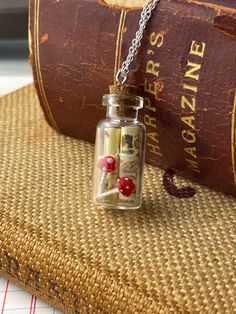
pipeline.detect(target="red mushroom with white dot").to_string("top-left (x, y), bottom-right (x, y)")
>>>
top-left (97, 155), bottom-right (116, 193)
top-left (96, 177), bottom-right (135, 200)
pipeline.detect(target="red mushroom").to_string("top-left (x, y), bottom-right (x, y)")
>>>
top-left (97, 156), bottom-right (116, 193)
top-left (116, 177), bottom-right (135, 197)
top-left (96, 177), bottom-right (135, 200)
top-left (97, 156), bottom-right (116, 172)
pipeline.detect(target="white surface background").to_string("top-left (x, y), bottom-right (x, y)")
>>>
top-left (0, 58), bottom-right (33, 96)
top-left (0, 40), bottom-right (33, 96)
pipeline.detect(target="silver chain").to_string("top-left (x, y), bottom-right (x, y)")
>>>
top-left (116, 0), bottom-right (160, 85)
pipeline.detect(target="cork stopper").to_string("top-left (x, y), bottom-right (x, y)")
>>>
top-left (109, 84), bottom-right (139, 97)
top-left (105, 84), bottom-right (143, 113)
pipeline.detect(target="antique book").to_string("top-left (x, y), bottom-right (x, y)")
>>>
top-left (0, 84), bottom-right (235, 313)
top-left (29, 0), bottom-right (236, 196)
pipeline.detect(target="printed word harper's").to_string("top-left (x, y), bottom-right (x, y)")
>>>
top-left (181, 40), bottom-right (206, 173)
top-left (143, 32), bottom-right (164, 162)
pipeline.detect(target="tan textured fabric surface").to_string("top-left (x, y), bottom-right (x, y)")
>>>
top-left (0, 84), bottom-right (235, 313)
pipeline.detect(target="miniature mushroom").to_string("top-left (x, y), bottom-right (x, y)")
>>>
top-left (96, 177), bottom-right (135, 201)
top-left (97, 155), bottom-right (116, 193)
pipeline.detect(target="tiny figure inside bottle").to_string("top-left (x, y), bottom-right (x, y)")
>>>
top-left (92, 85), bottom-right (146, 210)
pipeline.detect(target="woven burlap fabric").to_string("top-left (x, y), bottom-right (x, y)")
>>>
top-left (0, 85), bottom-right (235, 313)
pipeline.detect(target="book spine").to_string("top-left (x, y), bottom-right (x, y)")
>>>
top-left (29, 0), bottom-right (236, 196)
top-left (0, 223), bottom-right (160, 313)
top-left (0, 224), bottom-right (90, 313)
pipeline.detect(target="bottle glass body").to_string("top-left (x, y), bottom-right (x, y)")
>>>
top-left (92, 93), bottom-right (146, 210)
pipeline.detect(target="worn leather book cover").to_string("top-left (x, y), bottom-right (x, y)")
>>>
top-left (29, 0), bottom-right (236, 196)
top-left (0, 85), bottom-right (235, 313)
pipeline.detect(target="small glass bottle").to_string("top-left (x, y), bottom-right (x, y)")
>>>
top-left (92, 85), bottom-right (146, 210)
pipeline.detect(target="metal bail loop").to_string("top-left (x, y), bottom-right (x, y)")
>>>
top-left (116, 69), bottom-right (128, 85)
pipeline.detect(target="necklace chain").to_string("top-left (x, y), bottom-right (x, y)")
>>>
top-left (116, 0), bottom-right (160, 85)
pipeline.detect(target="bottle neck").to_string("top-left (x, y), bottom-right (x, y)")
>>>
top-left (106, 105), bottom-right (139, 121)
top-left (103, 93), bottom-right (143, 121)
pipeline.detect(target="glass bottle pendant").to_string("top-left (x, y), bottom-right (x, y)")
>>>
top-left (92, 85), bottom-right (146, 210)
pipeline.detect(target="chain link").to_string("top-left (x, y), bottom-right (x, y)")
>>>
top-left (116, 0), bottom-right (160, 85)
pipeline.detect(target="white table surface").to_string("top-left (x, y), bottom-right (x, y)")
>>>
top-left (0, 59), bottom-right (33, 96)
